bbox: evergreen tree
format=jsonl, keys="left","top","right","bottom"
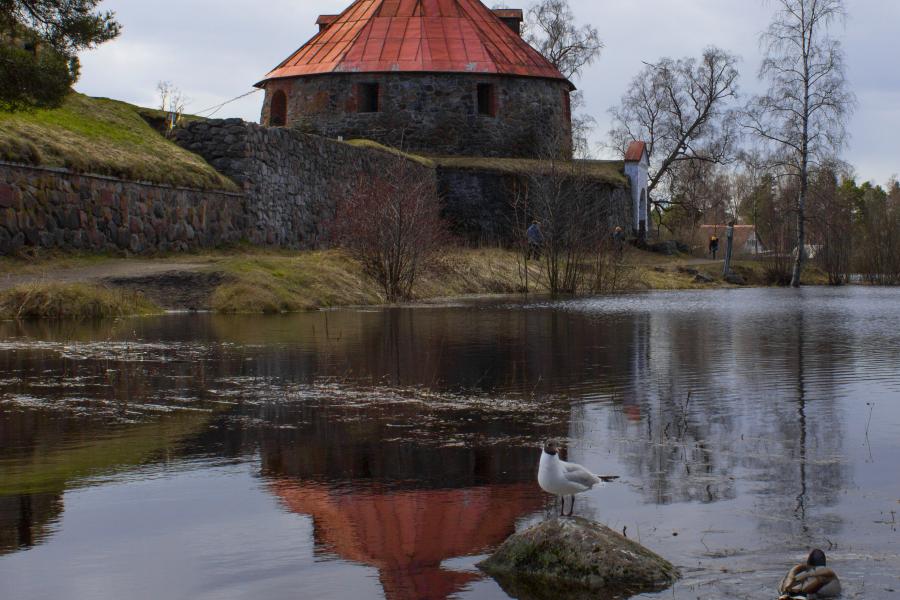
{"left": 0, "top": 0, "right": 120, "bottom": 110}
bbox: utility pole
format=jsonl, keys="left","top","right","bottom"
{"left": 723, "top": 221, "right": 735, "bottom": 278}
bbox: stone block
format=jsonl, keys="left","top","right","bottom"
{"left": 0, "top": 227, "right": 11, "bottom": 255}
{"left": 0, "top": 184, "right": 16, "bottom": 208}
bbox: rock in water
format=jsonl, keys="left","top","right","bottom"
{"left": 478, "top": 517, "right": 679, "bottom": 600}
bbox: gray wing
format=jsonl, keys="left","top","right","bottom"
{"left": 562, "top": 461, "right": 601, "bottom": 489}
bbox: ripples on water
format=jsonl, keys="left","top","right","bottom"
{"left": 0, "top": 287, "right": 899, "bottom": 600}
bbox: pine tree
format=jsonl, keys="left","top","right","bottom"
{"left": 1, "top": 0, "right": 120, "bottom": 110}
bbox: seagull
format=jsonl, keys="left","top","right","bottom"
{"left": 537, "top": 440, "right": 618, "bottom": 517}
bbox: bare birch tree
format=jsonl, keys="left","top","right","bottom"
{"left": 157, "top": 80, "right": 187, "bottom": 132}
{"left": 521, "top": 0, "right": 602, "bottom": 81}
{"left": 743, "top": 0, "right": 854, "bottom": 287}
{"left": 515, "top": 0, "right": 603, "bottom": 157}
{"left": 608, "top": 47, "right": 740, "bottom": 214}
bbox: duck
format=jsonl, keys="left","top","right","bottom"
{"left": 537, "top": 440, "right": 618, "bottom": 517}
{"left": 778, "top": 549, "right": 842, "bottom": 599}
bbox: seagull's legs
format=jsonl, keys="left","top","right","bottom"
{"left": 567, "top": 495, "right": 574, "bottom": 517}
{"left": 558, "top": 496, "right": 565, "bottom": 517}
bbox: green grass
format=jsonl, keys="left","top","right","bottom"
{"left": 0, "top": 93, "right": 237, "bottom": 190}
{"left": 0, "top": 283, "right": 161, "bottom": 319}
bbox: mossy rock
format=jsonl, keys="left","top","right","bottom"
{"left": 478, "top": 517, "right": 679, "bottom": 600}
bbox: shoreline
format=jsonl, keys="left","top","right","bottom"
{"left": 0, "top": 247, "right": 832, "bottom": 319}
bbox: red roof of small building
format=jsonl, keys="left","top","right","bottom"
{"left": 624, "top": 141, "right": 647, "bottom": 162}
{"left": 258, "top": 0, "right": 569, "bottom": 86}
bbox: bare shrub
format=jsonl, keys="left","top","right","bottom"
{"left": 512, "top": 158, "right": 626, "bottom": 295}
{"left": 329, "top": 157, "right": 448, "bottom": 302}
{"left": 592, "top": 236, "right": 637, "bottom": 294}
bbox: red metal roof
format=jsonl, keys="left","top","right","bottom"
{"left": 625, "top": 141, "right": 647, "bottom": 162}
{"left": 258, "top": 0, "right": 568, "bottom": 86}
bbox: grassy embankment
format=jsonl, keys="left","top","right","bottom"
{"left": 0, "top": 283, "right": 161, "bottom": 319}
{"left": 189, "top": 248, "right": 544, "bottom": 312}
{"left": 0, "top": 246, "right": 814, "bottom": 318}
{"left": 0, "top": 92, "right": 236, "bottom": 190}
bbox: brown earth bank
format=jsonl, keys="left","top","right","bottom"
{"left": 0, "top": 247, "right": 830, "bottom": 318}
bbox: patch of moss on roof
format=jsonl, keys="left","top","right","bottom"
{"left": 0, "top": 93, "right": 238, "bottom": 191}
{"left": 433, "top": 156, "right": 627, "bottom": 186}
{"left": 343, "top": 139, "right": 627, "bottom": 186}
{"left": 343, "top": 138, "right": 436, "bottom": 167}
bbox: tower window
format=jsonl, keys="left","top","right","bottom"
{"left": 357, "top": 83, "right": 380, "bottom": 113}
{"left": 270, "top": 90, "right": 287, "bottom": 127}
{"left": 477, "top": 83, "right": 496, "bottom": 117}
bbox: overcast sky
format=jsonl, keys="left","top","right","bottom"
{"left": 76, "top": 0, "right": 898, "bottom": 185}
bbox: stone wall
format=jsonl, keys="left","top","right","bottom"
{"left": 261, "top": 73, "right": 573, "bottom": 160}
{"left": 176, "top": 120, "right": 631, "bottom": 248}
{"left": 174, "top": 119, "right": 438, "bottom": 248}
{"left": 1, "top": 120, "right": 632, "bottom": 256}
{"left": 0, "top": 162, "right": 245, "bottom": 255}
{"left": 438, "top": 166, "right": 633, "bottom": 245}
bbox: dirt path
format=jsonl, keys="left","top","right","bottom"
{"left": 0, "top": 259, "right": 211, "bottom": 289}
{"left": 0, "top": 259, "right": 226, "bottom": 310}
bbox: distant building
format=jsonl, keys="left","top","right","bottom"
{"left": 624, "top": 141, "right": 650, "bottom": 237}
{"left": 254, "top": 0, "right": 574, "bottom": 160}
{"left": 697, "top": 225, "right": 766, "bottom": 256}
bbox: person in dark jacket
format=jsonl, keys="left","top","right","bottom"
{"left": 709, "top": 235, "right": 720, "bottom": 260}
{"left": 527, "top": 221, "right": 544, "bottom": 259}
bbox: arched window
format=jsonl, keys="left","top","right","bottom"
{"left": 270, "top": 90, "right": 287, "bottom": 127}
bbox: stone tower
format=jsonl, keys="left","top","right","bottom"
{"left": 255, "top": 0, "right": 574, "bottom": 159}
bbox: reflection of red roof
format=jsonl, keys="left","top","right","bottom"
{"left": 271, "top": 479, "right": 543, "bottom": 600}
{"left": 259, "top": 0, "right": 568, "bottom": 85}
{"left": 625, "top": 141, "right": 647, "bottom": 162}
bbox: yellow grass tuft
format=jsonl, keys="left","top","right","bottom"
{"left": 0, "top": 283, "right": 161, "bottom": 319}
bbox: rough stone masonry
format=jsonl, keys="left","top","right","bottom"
{"left": 0, "top": 162, "right": 244, "bottom": 255}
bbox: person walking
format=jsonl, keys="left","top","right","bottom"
{"left": 612, "top": 226, "right": 626, "bottom": 257}
{"left": 709, "top": 234, "right": 720, "bottom": 260}
{"left": 527, "top": 221, "right": 544, "bottom": 260}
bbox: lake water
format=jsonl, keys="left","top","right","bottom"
{"left": 0, "top": 288, "right": 898, "bottom": 600}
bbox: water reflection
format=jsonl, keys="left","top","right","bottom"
{"left": 1, "top": 289, "right": 899, "bottom": 599}
{"left": 272, "top": 481, "right": 539, "bottom": 600}
{"left": 0, "top": 493, "right": 63, "bottom": 554}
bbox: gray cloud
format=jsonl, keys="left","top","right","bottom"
{"left": 76, "top": 0, "right": 897, "bottom": 184}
